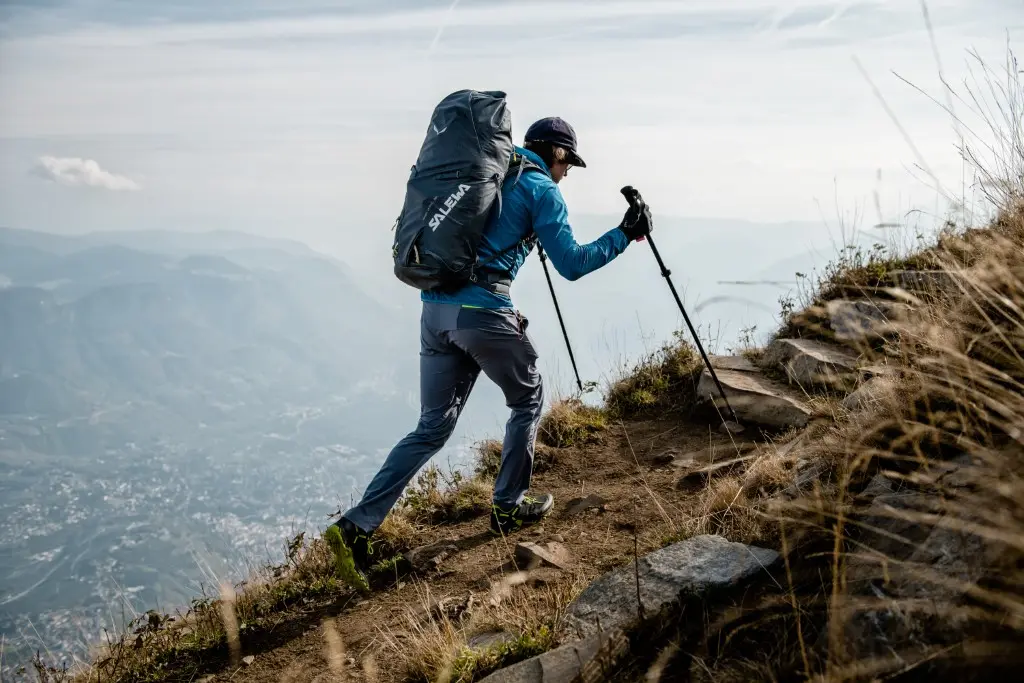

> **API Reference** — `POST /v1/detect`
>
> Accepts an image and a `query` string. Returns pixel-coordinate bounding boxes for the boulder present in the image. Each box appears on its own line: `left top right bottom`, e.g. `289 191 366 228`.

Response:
762 338 860 390
562 534 781 641
698 367 810 429
515 541 572 570
477 628 629 683
825 299 913 342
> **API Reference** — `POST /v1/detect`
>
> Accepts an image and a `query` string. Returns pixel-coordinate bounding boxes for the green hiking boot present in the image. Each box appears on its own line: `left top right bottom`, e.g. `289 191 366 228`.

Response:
490 493 554 536
324 517 373 593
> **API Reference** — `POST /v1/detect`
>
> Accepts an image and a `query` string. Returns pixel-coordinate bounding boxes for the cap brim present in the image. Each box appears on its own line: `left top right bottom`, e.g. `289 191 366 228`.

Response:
567 150 587 168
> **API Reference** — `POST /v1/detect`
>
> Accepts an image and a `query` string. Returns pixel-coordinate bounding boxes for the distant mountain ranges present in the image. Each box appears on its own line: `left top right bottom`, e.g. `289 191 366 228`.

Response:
0 227 416 458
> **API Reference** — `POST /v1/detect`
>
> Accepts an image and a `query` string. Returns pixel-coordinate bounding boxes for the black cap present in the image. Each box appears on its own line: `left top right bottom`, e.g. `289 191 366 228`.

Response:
524 116 586 168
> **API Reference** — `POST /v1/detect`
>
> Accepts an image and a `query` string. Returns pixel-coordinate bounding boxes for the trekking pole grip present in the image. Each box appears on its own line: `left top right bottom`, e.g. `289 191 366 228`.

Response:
620 185 648 243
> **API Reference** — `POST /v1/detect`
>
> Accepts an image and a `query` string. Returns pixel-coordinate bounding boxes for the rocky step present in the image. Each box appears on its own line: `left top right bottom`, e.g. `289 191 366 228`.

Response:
480 535 781 683
761 338 865 391
825 298 916 343
697 355 811 430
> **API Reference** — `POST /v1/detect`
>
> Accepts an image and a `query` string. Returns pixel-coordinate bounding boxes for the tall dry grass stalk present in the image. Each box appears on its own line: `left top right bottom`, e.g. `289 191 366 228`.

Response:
218 582 241 667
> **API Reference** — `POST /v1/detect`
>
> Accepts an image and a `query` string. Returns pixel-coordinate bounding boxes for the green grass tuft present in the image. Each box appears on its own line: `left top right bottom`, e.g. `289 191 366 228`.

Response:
604 330 703 419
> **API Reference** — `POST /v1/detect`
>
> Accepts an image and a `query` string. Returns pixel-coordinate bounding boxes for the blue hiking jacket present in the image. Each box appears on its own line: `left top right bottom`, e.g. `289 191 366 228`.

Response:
421 146 630 309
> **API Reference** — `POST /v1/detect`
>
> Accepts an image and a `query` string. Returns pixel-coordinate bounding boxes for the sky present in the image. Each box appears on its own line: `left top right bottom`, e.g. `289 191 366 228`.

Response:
1 0 1021 388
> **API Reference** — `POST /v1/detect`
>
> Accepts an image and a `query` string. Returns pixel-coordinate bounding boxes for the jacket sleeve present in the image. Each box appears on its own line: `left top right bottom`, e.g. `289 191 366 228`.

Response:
531 184 630 281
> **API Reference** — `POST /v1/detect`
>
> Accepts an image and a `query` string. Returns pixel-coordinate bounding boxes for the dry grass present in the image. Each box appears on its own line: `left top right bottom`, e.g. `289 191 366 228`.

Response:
61 530 346 683
771 213 1024 681
373 510 421 556
703 71 1024 682
378 569 587 683
671 47 1024 681
536 397 607 448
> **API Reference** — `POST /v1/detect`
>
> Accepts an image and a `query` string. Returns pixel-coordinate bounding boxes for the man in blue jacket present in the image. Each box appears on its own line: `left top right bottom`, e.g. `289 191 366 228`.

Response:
326 117 652 592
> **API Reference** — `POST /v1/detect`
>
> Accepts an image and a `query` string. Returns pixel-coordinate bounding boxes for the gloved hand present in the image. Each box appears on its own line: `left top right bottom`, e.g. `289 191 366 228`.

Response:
617 193 653 242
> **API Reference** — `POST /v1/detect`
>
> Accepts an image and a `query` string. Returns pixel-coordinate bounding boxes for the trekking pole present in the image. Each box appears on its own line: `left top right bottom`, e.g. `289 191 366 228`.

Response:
620 186 743 432
536 245 584 394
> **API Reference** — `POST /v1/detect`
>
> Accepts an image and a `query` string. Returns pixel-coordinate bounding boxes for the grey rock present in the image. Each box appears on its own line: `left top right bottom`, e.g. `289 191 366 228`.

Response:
516 541 572 570
825 299 913 342
709 354 759 372
763 338 861 390
468 629 516 651
857 472 898 500
403 541 458 572
562 534 781 641
698 367 811 429
841 376 896 411
838 505 986 666
563 494 609 516
780 459 826 499
478 628 629 683
242 655 255 666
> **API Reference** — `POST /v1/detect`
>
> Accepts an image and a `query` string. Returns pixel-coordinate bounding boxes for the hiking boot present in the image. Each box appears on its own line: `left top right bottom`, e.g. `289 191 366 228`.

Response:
490 493 554 536
324 517 373 593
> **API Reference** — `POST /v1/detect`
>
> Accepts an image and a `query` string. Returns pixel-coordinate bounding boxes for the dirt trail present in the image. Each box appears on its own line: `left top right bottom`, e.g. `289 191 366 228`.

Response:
203 414 758 683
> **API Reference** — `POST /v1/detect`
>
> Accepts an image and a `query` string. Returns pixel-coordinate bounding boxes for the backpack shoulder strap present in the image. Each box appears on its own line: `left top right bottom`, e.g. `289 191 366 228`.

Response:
471 152 547 293
505 151 547 188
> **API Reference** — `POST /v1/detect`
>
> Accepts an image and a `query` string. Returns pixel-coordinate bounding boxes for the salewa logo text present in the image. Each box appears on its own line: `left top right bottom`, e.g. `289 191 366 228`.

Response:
429 184 471 231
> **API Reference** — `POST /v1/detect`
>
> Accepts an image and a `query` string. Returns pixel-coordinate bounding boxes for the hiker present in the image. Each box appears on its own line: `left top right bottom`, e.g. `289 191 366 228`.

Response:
326 109 653 592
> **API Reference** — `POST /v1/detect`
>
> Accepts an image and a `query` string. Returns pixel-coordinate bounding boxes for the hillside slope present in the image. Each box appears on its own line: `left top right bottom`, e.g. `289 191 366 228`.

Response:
26 193 1024 682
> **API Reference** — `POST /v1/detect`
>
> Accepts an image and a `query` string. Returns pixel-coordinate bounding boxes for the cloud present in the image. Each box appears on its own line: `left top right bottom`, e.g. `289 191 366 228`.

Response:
32 156 141 191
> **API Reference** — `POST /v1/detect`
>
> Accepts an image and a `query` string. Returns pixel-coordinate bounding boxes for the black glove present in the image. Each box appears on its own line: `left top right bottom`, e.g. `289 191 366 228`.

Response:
618 196 653 242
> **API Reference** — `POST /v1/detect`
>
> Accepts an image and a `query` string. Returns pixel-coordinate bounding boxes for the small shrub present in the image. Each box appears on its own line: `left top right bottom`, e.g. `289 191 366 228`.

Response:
605 330 703 419
474 439 503 478
447 626 553 682
536 398 607 448
399 465 492 525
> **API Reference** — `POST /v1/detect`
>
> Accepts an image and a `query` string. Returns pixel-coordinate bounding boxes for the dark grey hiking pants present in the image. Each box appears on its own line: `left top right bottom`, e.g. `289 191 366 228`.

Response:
343 302 544 533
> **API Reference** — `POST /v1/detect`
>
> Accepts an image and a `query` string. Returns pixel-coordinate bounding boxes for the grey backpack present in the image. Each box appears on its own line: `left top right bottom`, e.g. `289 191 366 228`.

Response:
391 89 542 294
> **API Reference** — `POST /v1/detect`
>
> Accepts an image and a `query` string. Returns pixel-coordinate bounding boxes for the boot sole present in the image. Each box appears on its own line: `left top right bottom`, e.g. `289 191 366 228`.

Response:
324 525 370 594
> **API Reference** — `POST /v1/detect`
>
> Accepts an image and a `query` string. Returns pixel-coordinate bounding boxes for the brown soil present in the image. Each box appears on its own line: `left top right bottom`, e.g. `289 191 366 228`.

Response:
198 415 769 683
